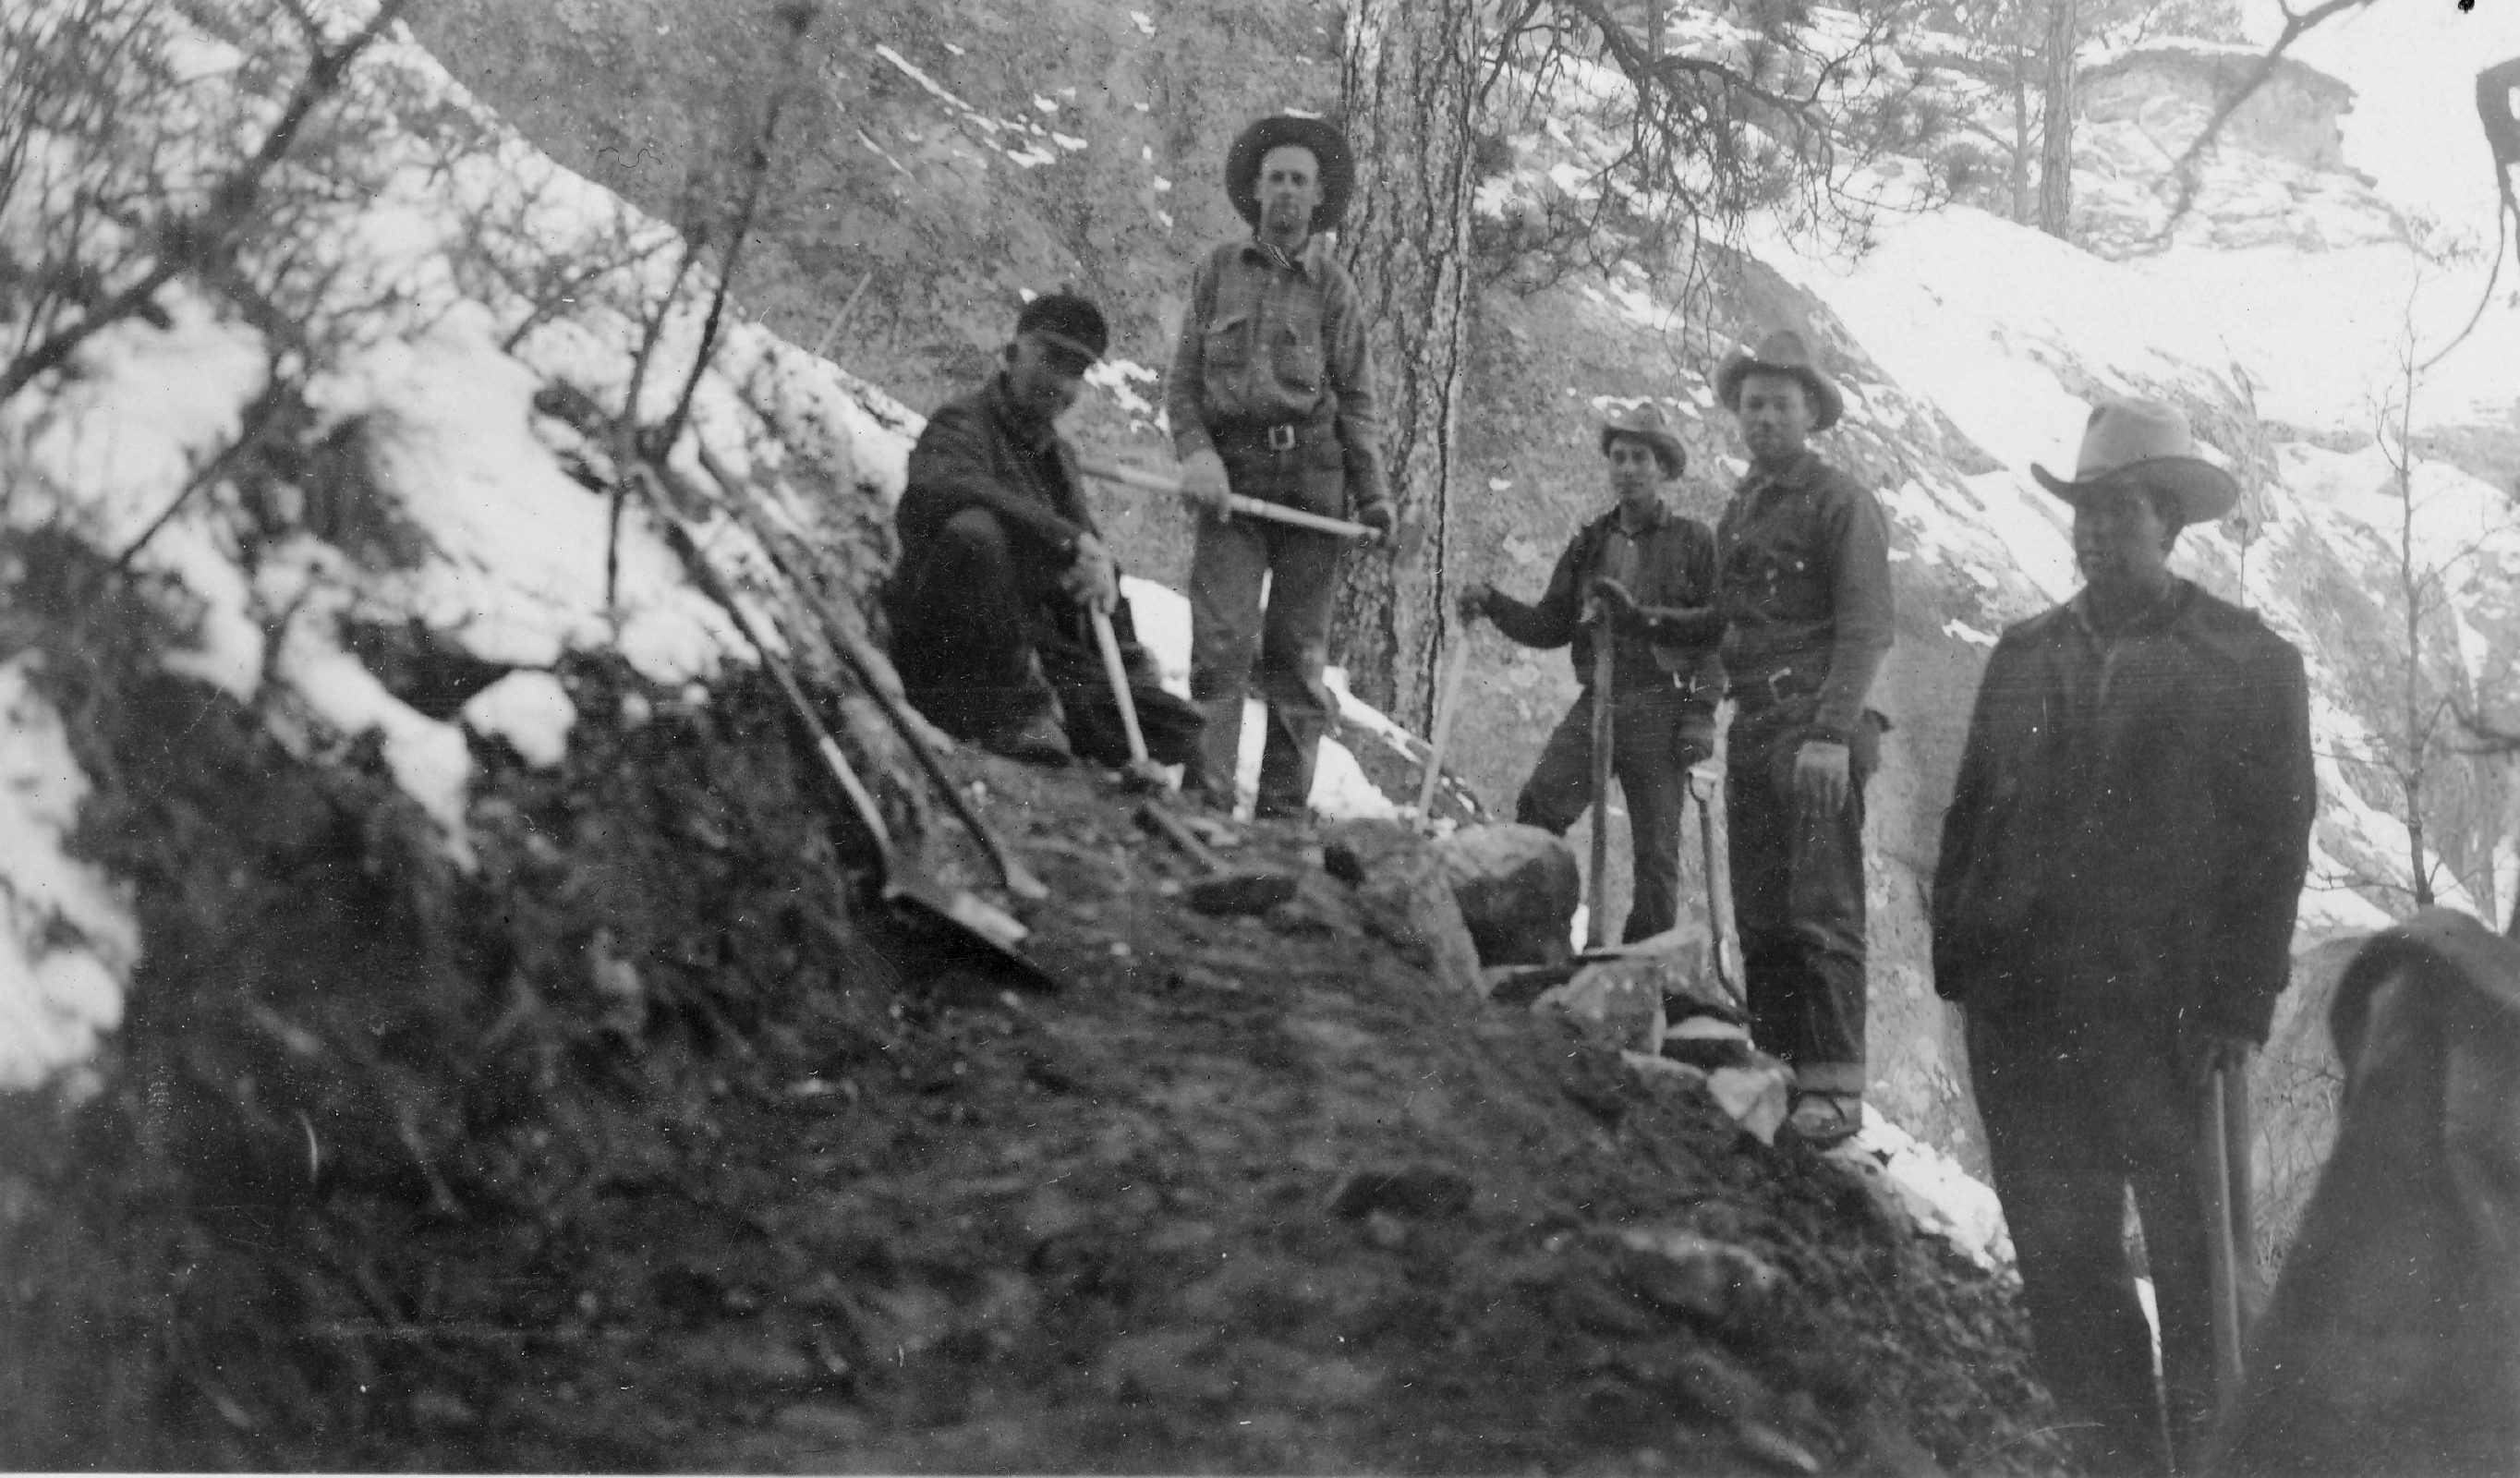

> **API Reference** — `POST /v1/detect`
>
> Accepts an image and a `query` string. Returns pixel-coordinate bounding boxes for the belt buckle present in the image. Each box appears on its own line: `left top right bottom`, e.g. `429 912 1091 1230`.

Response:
1762 669 1797 704
1265 423 1298 453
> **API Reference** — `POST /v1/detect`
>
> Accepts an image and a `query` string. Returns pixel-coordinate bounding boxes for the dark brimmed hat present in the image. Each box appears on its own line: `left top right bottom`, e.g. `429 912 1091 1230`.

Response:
1013 292 1108 365
1714 330 1845 432
1225 114 1354 235
2031 397 2238 524
1598 402 1687 477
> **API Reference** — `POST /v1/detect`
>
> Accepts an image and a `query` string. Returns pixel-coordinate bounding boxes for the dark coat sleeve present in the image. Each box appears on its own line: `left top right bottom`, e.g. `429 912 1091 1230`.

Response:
899 399 1088 565
2196 631 2317 1041
1635 518 1724 741
1814 470 1895 738
1487 525 1589 652
1931 633 2017 1006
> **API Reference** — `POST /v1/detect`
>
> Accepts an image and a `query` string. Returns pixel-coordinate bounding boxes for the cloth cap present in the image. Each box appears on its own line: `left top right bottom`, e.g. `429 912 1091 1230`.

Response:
1224 114 1354 234
2030 397 2239 524
1014 292 1109 365
1714 330 1846 432
1597 401 1687 476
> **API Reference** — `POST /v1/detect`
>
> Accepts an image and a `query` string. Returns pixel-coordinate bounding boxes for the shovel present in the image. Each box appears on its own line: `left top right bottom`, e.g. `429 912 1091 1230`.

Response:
638 471 1057 989
1586 617 1616 951
1088 606 1175 794
1416 625 1472 819
1133 801 1299 917
1690 767 1741 1010
2201 1058 2251 1413
684 442 1046 902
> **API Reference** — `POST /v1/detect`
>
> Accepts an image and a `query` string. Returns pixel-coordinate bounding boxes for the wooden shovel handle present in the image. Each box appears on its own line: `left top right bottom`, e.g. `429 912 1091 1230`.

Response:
1089 608 1151 766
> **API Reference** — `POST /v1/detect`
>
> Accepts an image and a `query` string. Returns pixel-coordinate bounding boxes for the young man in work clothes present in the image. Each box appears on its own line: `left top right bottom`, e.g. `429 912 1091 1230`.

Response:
1708 331 1894 1146
1932 398 2314 1474
887 292 1199 769
1166 113 1396 818
1457 403 1722 942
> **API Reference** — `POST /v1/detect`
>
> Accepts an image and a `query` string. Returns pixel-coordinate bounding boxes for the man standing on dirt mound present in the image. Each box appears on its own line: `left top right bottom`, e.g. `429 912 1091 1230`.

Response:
1932 398 2314 1475
888 292 1202 769
1709 331 1893 1149
1456 402 1722 942
1166 113 1395 819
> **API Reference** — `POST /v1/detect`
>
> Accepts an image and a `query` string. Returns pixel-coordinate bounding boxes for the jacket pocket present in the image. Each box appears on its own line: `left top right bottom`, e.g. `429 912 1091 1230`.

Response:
1274 320 1324 394
1204 309 1254 369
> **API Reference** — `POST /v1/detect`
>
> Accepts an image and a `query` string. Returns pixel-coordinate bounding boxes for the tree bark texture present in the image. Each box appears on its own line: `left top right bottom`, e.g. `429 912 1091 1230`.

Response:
2037 0 2076 237
1334 0 1485 730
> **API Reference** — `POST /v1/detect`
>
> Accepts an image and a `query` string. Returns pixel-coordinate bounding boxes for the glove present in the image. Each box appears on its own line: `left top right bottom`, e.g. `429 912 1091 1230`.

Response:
1178 448 1232 517
1355 502 1397 540
1061 532 1119 613
1793 738 1851 815
1455 581 1496 624
2181 1027 2252 1092
1674 725 1715 773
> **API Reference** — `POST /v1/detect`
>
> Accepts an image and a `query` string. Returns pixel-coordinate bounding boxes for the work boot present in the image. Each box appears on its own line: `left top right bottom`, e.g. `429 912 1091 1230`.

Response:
981 709 1073 766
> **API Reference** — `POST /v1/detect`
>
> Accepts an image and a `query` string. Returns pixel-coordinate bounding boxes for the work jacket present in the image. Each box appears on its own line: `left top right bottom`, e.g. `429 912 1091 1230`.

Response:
1930 578 2316 1041
895 373 1097 606
1164 236 1388 517
1714 451 1894 740
1486 499 1722 735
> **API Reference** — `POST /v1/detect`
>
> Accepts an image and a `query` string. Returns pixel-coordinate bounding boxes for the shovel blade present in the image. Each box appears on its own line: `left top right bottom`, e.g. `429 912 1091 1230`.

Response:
881 874 1059 990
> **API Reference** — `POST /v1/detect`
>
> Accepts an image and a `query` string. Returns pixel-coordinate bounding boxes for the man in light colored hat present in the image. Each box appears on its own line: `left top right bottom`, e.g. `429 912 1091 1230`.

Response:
1932 396 2314 1474
890 292 1202 769
1459 402 1722 942
1165 112 1395 818
1705 329 1895 1147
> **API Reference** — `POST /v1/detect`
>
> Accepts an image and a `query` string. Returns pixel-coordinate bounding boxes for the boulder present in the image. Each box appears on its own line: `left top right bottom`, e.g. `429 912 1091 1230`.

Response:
1431 823 1580 966
1320 819 1484 999
1533 963 1665 1054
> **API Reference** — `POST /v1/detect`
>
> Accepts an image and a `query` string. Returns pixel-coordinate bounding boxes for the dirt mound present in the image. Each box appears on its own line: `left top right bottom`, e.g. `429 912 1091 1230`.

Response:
0 528 2063 1473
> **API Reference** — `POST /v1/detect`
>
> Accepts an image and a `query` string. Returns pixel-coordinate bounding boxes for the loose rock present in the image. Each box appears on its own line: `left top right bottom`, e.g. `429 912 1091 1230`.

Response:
1431 822 1580 967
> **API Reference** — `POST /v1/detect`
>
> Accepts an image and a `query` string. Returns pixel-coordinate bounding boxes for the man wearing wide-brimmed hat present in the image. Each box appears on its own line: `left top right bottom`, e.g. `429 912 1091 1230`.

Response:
1705 329 1895 1148
891 292 1203 769
1459 402 1723 942
1164 112 1395 819
1932 396 2314 1474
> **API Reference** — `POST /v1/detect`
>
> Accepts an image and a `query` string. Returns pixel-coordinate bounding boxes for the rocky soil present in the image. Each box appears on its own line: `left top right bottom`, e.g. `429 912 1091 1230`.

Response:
0 527 2064 1473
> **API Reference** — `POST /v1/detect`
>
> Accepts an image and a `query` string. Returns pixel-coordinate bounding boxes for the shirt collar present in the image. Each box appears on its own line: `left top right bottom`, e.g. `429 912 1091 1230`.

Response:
1608 496 1670 534
1740 451 1821 495
1239 234 1318 279
985 372 1060 454
2066 576 2191 640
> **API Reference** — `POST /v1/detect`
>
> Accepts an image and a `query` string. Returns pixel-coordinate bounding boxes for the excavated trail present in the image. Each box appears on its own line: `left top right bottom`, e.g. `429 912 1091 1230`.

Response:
0 553 2062 1472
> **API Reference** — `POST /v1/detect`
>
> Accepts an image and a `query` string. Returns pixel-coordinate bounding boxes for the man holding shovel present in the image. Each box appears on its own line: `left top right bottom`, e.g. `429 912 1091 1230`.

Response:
1931 398 2315 1473
1166 113 1395 818
888 292 1200 770
1458 403 1721 944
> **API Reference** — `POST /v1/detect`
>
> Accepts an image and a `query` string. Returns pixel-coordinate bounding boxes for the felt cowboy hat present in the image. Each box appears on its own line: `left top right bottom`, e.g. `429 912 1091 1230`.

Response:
1224 113 1355 235
2031 397 2239 524
1714 330 1846 432
1598 401 1687 476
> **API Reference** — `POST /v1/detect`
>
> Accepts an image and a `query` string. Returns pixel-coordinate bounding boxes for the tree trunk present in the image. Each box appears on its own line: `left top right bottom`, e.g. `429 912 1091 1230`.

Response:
2037 0 2076 238
2009 16 2031 223
1334 0 1484 730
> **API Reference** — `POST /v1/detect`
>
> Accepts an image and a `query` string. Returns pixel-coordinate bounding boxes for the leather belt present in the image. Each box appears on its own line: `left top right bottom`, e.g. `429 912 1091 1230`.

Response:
1215 417 1321 455
1730 666 1819 709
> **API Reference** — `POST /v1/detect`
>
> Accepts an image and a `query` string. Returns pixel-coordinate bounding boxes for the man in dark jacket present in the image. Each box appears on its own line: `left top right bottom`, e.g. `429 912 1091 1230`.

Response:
889 292 1199 768
1932 397 2316 1474
1708 331 1895 1146
1167 114 1395 818
1460 403 1721 942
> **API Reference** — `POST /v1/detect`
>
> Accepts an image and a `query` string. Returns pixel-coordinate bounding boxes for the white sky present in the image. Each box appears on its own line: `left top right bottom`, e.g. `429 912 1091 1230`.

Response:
2243 0 2520 230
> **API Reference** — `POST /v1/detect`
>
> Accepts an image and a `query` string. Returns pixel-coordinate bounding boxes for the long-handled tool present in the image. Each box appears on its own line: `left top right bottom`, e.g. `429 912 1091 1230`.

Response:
685 443 1046 902
1133 801 1298 917
1416 625 1472 819
1077 457 1383 541
1690 767 1740 1010
2201 1059 2249 1412
635 468 1055 988
1088 606 1174 794
1586 621 1616 951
